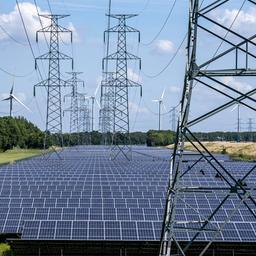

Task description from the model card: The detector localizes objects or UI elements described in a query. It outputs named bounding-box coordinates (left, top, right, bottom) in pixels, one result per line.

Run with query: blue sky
left=0, top=0, right=255, bottom=132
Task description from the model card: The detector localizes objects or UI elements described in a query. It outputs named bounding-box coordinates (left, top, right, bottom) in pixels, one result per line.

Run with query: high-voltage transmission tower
left=170, top=107, right=178, bottom=132
left=160, top=1, right=256, bottom=255
left=99, top=72, right=115, bottom=144
left=34, top=15, right=73, bottom=154
left=64, top=72, right=84, bottom=134
left=247, top=118, right=255, bottom=141
left=248, top=118, right=253, bottom=133
left=99, top=0, right=114, bottom=145
left=247, top=118, right=255, bottom=133
left=79, top=95, right=91, bottom=145
left=103, top=14, right=142, bottom=160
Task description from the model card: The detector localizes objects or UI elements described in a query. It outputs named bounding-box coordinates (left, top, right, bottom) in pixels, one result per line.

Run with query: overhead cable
left=142, top=33, right=187, bottom=79
left=0, top=24, right=28, bottom=46
left=142, top=0, right=177, bottom=46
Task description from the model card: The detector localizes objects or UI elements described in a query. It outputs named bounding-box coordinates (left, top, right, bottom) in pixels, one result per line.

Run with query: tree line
left=0, top=117, right=147, bottom=151
left=0, top=117, right=255, bottom=151
left=0, top=116, right=45, bottom=151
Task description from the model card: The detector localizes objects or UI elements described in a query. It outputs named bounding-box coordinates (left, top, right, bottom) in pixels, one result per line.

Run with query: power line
left=33, top=0, right=55, bottom=87
left=105, top=0, right=112, bottom=73
left=15, top=0, right=48, bottom=126
left=0, top=1, right=42, bottom=78
left=0, top=1, right=51, bottom=80
left=193, top=0, right=246, bottom=90
left=48, top=0, right=75, bottom=59
left=0, top=67, right=34, bottom=77
left=205, top=0, right=246, bottom=70
left=34, top=0, right=50, bottom=49
left=16, top=0, right=45, bottom=80
left=15, top=0, right=36, bottom=60
left=34, top=14, right=73, bottom=152
left=16, top=0, right=48, bottom=102
left=142, top=33, right=187, bottom=78
left=159, top=1, right=256, bottom=254
left=138, top=0, right=151, bottom=15
left=33, top=0, right=53, bottom=82
left=142, top=0, right=205, bottom=79
left=46, top=0, right=53, bottom=13
left=141, top=97, right=180, bottom=116
left=0, top=24, right=28, bottom=46
left=105, top=14, right=142, bottom=160
left=142, top=0, right=177, bottom=46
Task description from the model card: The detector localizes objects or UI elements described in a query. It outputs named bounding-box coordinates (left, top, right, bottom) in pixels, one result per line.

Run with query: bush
left=221, top=147, right=227, bottom=154
left=146, top=130, right=175, bottom=147
left=0, top=244, right=12, bottom=256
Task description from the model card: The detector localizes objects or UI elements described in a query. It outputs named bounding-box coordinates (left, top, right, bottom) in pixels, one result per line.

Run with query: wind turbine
left=2, top=84, right=31, bottom=117
left=152, top=88, right=166, bottom=131
left=91, top=84, right=101, bottom=131
left=81, top=84, right=101, bottom=132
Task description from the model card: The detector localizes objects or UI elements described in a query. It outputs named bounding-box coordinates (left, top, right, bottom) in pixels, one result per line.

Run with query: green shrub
left=0, top=244, right=12, bottom=256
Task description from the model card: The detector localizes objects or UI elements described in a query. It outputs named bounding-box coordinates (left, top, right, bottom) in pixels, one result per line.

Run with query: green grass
left=0, top=149, right=43, bottom=165
left=0, top=243, right=12, bottom=256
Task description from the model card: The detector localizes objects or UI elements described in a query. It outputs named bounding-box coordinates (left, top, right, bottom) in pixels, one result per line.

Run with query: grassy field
left=0, top=149, right=43, bottom=165
left=168, top=141, right=256, bottom=161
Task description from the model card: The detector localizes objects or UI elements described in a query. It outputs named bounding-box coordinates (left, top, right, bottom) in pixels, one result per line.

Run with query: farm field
left=168, top=141, right=256, bottom=161
left=0, top=149, right=43, bottom=165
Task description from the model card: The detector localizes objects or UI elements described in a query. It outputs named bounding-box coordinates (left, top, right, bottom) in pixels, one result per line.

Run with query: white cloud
left=212, top=7, right=256, bottom=34
left=67, top=22, right=80, bottom=43
left=153, top=40, right=175, bottom=54
left=169, top=86, right=180, bottom=93
left=129, top=102, right=148, bottom=114
left=221, top=77, right=252, bottom=92
left=127, top=68, right=142, bottom=83
left=0, top=2, right=79, bottom=44
left=0, top=2, right=47, bottom=42
left=51, top=2, right=103, bottom=11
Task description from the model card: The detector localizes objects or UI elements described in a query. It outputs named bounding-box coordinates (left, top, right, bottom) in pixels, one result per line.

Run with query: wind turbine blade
left=2, top=97, right=11, bottom=101
left=152, top=99, right=159, bottom=102
left=12, top=95, right=31, bottom=112
left=11, top=72, right=15, bottom=94
left=10, top=84, right=14, bottom=94
left=161, top=88, right=166, bottom=100
left=231, top=104, right=238, bottom=112
left=94, top=83, right=101, bottom=96
left=163, top=103, right=168, bottom=113
left=95, top=98, right=101, bottom=108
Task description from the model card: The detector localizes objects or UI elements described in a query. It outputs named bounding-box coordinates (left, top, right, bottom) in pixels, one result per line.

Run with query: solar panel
left=0, top=145, right=255, bottom=242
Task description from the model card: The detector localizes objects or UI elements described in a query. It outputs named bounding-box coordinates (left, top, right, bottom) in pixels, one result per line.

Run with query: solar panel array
left=0, top=146, right=255, bottom=242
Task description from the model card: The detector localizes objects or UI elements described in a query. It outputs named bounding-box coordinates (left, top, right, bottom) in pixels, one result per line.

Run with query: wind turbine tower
left=152, top=89, right=166, bottom=131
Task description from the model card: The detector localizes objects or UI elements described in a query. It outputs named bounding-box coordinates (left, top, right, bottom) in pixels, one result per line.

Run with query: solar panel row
left=0, top=146, right=255, bottom=242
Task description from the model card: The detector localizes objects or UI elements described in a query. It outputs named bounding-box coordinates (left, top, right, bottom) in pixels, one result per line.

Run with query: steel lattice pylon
left=79, top=95, right=91, bottom=145
left=160, top=1, right=256, bottom=255
left=170, top=107, right=178, bottom=132
left=103, top=14, right=142, bottom=160
left=64, top=72, right=84, bottom=134
left=99, top=72, right=115, bottom=145
left=99, top=0, right=113, bottom=145
left=34, top=15, right=73, bottom=154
